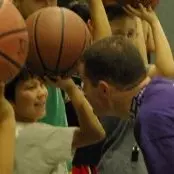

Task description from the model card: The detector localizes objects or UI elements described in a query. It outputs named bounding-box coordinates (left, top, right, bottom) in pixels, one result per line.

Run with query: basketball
left=0, top=2, right=29, bottom=82
left=117, top=0, right=159, bottom=9
left=26, top=7, right=91, bottom=77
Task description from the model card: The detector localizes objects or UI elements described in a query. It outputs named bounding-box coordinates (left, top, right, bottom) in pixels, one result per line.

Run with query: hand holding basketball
left=117, top=0, right=159, bottom=9
left=124, top=4, right=158, bottom=24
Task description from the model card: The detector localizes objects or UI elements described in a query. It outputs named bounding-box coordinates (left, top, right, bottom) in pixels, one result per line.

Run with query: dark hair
left=5, top=68, right=34, bottom=102
left=105, top=4, right=128, bottom=21
left=82, top=35, right=146, bottom=90
left=68, top=1, right=90, bottom=23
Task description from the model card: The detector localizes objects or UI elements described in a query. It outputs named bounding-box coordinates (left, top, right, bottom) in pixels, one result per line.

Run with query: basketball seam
left=0, top=50, right=22, bottom=69
left=34, top=11, right=47, bottom=73
left=55, top=8, right=65, bottom=74
left=0, top=28, right=27, bottom=40
left=60, top=24, right=88, bottom=75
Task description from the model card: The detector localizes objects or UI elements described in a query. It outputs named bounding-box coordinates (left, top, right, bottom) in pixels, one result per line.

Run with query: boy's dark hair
left=5, top=68, right=34, bottom=102
left=82, top=35, right=146, bottom=90
left=105, top=4, right=128, bottom=21
left=68, top=1, right=90, bottom=23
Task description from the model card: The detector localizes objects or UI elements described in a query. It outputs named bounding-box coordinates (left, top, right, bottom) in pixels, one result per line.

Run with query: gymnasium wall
left=156, top=0, right=174, bottom=53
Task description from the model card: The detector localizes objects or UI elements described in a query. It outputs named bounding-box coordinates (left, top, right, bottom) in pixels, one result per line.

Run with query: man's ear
left=87, top=19, right=93, bottom=35
left=98, top=80, right=110, bottom=98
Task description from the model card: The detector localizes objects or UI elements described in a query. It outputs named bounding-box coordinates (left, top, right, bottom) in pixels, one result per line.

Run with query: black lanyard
left=130, top=88, right=146, bottom=162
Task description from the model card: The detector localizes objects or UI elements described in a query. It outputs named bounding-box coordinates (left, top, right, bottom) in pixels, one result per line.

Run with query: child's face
left=15, top=0, right=57, bottom=19
left=13, top=77, right=48, bottom=122
left=110, top=16, right=137, bottom=41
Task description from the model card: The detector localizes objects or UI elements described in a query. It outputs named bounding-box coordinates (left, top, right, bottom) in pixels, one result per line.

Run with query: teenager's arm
left=125, top=4, right=174, bottom=78
left=148, top=19, right=174, bottom=77
left=88, top=0, right=112, bottom=41
left=0, top=82, right=15, bottom=174
left=134, top=17, right=148, bottom=66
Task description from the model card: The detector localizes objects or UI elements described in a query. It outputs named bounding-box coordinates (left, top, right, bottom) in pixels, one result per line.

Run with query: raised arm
left=125, top=4, right=174, bottom=78
left=0, top=82, right=15, bottom=174
left=133, top=17, right=149, bottom=66
left=45, top=77, right=106, bottom=149
left=87, top=0, right=112, bottom=41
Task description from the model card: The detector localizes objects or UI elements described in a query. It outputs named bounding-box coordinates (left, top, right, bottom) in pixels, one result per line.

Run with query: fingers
left=124, top=3, right=153, bottom=18
left=138, top=3, right=147, bottom=13
left=126, top=4, right=142, bottom=17
left=123, top=6, right=135, bottom=17
left=147, top=5, right=153, bottom=12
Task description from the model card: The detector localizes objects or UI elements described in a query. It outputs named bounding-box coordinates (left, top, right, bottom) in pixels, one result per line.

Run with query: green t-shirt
left=40, top=86, right=67, bottom=127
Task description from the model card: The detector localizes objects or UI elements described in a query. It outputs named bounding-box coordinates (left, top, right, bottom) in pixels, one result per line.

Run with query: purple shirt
left=134, top=77, right=174, bottom=174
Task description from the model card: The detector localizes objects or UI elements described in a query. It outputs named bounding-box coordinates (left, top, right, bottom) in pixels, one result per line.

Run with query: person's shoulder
left=22, top=123, right=77, bottom=135
left=16, top=122, right=51, bottom=140
left=138, top=77, right=174, bottom=120
left=138, top=81, right=174, bottom=134
left=16, top=121, right=32, bottom=137
left=16, top=124, right=78, bottom=155
left=145, top=77, right=174, bottom=95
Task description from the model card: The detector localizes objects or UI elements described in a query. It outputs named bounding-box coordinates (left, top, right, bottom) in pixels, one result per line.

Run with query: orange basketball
left=117, top=0, right=159, bottom=8
left=0, top=2, right=29, bottom=82
left=26, top=7, right=91, bottom=77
